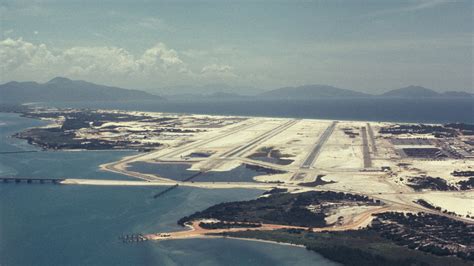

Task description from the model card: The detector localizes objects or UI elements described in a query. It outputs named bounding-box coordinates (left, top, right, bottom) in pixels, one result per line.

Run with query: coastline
left=222, top=236, right=306, bottom=249
left=48, top=97, right=474, bottom=124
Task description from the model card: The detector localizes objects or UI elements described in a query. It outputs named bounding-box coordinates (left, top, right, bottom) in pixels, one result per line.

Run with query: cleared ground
left=19, top=108, right=472, bottom=227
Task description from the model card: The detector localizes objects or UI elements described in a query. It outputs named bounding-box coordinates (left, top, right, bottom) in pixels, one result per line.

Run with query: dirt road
left=145, top=206, right=391, bottom=242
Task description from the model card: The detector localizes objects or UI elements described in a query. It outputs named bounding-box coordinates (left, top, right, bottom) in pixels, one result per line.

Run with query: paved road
left=145, top=206, right=391, bottom=241
left=360, top=126, right=372, bottom=168
left=161, top=120, right=262, bottom=159
left=301, top=121, right=338, bottom=169
left=198, top=120, right=298, bottom=171
left=366, top=123, right=377, bottom=154
left=222, top=120, right=299, bottom=158
left=101, top=120, right=262, bottom=181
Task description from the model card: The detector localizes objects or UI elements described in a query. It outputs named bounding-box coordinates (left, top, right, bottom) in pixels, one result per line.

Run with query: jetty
left=0, top=177, right=64, bottom=184
left=119, top=234, right=149, bottom=243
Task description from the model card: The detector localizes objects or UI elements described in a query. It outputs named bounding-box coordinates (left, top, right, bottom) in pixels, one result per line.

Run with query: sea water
left=127, top=162, right=273, bottom=183
left=0, top=113, right=337, bottom=265
left=52, top=97, right=474, bottom=124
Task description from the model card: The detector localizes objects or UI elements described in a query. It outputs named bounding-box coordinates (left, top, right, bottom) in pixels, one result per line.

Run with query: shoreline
left=7, top=105, right=464, bottom=125
left=222, top=236, right=306, bottom=249
left=61, top=178, right=275, bottom=190
left=156, top=233, right=307, bottom=249
left=46, top=99, right=474, bottom=124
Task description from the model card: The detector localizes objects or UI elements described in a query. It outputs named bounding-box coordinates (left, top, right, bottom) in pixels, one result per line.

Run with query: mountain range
left=0, top=77, right=471, bottom=103
left=0, top=77, right=161, bottom=103
left=259, top=85, right=371, bottom=99
left=154, top=84, right=263, bottom=97
left=379, top=85, right=473, bottom=98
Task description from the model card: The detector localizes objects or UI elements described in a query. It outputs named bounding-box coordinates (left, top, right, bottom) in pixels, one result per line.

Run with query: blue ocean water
left=127, top=162, right=272, bottom=182
left=0, top=113, right=137, bottom=180
left=52, top=98, right=474, bottom=123
left=0, top=113, right=337, bottom=266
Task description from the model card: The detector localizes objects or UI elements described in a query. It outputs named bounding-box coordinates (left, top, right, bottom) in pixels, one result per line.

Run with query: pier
left=151, top=171, right=202, bottom=199
left=152, top=184, right=179, bottom=198
left=0, top=177, right=64, bottom=184
left=119, top=234, right=148, bottom=243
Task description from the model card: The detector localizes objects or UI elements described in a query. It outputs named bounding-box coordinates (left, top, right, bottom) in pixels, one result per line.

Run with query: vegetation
left=457, top=177, right=474, bottom=190
left=248, top=146, right=294, bottom=165
left=12, top=109, right=177, bottom=150
left=452, top=171, right=474, bottom=177
left=380, top=124, right=457, bottom=138
left=243, top=164, right=286, bottom=175
left=445, top=123, right=474, bottom=135
left=407, top=176, right=456, bottom=191
left=371, top=212, right=473, bottom=260
left=298, top=175, right=336, bottom=187
left=199, top=221, right=261, bottom=229
left=414, top=199, right=441, bottom=211
left=407, top=176, right=473, bottom=191
left=262, top=188, right=288, bottom=195
left=178, top=191, right=380, bottom=227
left=15, top=127, right=162, bottom=150
left=222, top=229, right=470, bottom=266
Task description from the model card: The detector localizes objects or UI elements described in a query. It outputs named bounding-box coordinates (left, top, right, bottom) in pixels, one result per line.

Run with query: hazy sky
left=0, top=0, right=472, bottom=93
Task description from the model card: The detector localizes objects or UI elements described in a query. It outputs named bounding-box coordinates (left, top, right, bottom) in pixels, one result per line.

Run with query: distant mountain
left=208, top=92, right=250, bottom=99
left=2, top=78, right=470, bottom=103
left=381, top=86, right=439, bottom=97
left=155, top=83, right=262, bottom=96
left=381, top=85, right=473, bottom=98
left=0, top=77, right=162, bottom=103
left=258, top=85, right=370, bottom=99
left=164, top=91, right=251, bottom=101
left=441, top=91, right=473, bottom=98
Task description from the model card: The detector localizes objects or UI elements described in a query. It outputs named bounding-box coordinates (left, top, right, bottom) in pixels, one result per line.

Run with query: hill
left=155, top=84, right=262, bottom=96
left=0, top=77, right=162, bottom=103
left=258, top=85, right=370, bottom=99
left=441, top=91, right=473, bottom=98
left=381, top=86, right=440, bottom=97
left=380, top=86, right=472, bottom=98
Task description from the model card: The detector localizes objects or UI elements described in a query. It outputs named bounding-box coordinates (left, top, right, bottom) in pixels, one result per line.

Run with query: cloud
left=137, top=17, right=172, bottom=31
left=140, top=43, right=184, bottom=70
left=3, top=29, right=14, bottom=35
left=0, top=38, right=188, bottom=80
left=0, top=38, right=57, bottom=73
left=113, top=16, right=174, bottom=33
left=0, top=38, right=240, bottom=87
left=201, top=64, right=233, bottom=74
left=406, top=0, right=452, bottom=11
left=199, top=64, right=238, bottom=82
left=61, top=46, right=138, bottom=76
left=366, top=0, right=453, bottom=17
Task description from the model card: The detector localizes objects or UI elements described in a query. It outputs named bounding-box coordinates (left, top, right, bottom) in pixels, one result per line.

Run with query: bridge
left=0, top=177, right=64, bottom=184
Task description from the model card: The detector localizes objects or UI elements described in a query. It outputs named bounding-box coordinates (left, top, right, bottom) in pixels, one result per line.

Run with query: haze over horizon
left=0, top=0, right=472, bottom=94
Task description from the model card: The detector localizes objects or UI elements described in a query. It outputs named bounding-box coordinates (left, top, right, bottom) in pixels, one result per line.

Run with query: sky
left=0, top=0, right=472, bottom=93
